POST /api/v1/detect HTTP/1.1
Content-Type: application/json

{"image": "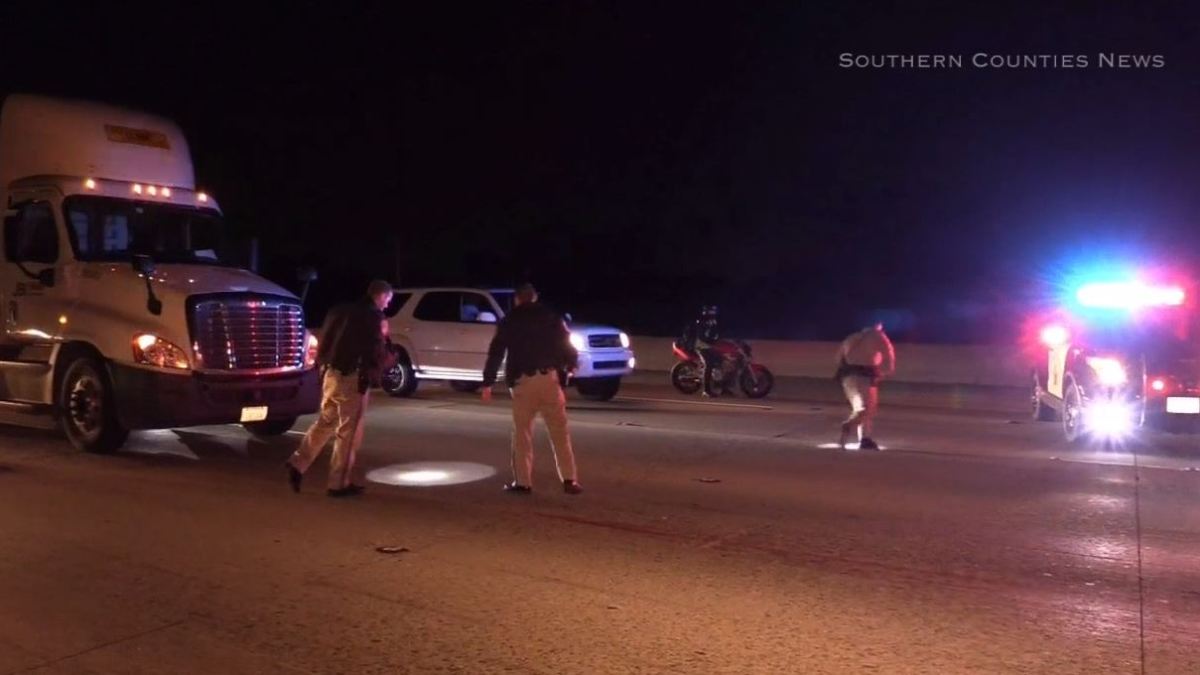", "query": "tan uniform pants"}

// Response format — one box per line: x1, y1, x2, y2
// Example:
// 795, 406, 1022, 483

510, 371, 577, 487
841, 374, 878, 440
288, 369, 368, 489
